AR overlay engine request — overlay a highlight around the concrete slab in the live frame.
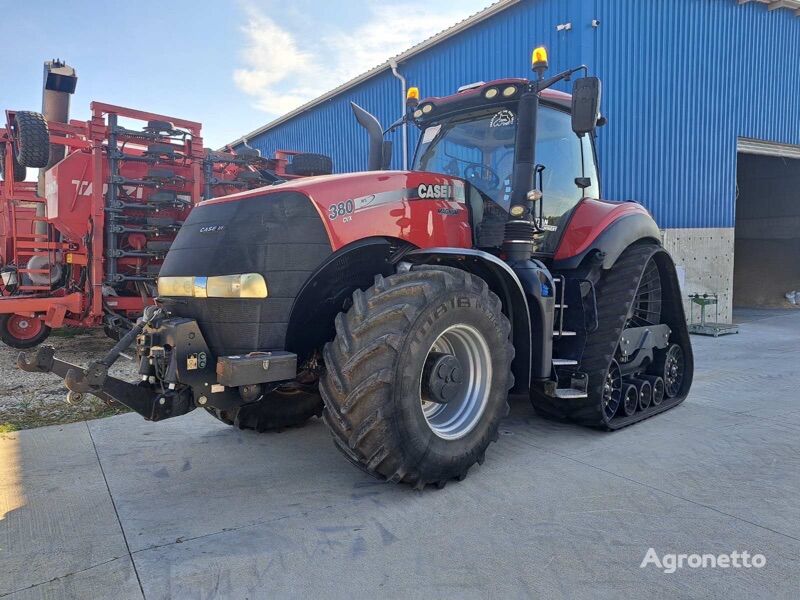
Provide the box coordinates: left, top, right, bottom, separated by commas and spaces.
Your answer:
130, 447, 797, 600
3, 311, 800, 598
3, 556, 142, 600
0, 422, 134, 597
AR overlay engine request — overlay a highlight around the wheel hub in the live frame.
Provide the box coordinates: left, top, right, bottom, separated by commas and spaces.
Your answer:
422, 352, 464, 404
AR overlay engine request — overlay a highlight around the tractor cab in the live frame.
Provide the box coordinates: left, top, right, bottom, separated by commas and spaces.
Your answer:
409, 79, 600, 252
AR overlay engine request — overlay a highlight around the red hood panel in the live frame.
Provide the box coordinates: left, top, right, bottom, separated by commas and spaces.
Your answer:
201, 171, 474, 251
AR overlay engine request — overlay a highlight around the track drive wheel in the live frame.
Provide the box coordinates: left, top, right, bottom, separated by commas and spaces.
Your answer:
321, 266, 514, 489
0, 314, 51, 349
204, 384, 323, 432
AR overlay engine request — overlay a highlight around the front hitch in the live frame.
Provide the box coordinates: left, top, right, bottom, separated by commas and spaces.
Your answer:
17, 305, 194, 421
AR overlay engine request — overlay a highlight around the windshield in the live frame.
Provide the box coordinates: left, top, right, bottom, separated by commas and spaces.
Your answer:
412, 105, 599, 249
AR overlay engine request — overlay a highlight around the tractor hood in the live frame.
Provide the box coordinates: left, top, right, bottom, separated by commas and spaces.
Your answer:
157, 170, 472, 356
198, 170, 473, 251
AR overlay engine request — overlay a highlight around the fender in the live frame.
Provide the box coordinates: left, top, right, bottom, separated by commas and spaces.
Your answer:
286, 237, 413, 361
404, 247, 538, 394
553, 201, 661, 270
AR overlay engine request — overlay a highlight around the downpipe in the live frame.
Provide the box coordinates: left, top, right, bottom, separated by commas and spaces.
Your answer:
388, 59, 408, 170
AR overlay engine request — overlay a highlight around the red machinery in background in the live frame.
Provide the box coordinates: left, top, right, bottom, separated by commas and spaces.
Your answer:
0, 61, 331, 348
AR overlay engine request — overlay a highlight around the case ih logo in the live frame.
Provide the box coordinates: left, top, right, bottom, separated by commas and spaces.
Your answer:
417, 183, 454, 199
199, 225, 225, 233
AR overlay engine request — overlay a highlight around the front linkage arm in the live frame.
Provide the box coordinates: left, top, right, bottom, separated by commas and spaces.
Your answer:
17, 305, 193, 421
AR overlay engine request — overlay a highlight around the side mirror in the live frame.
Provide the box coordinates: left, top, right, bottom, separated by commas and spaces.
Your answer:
571, 76, 602, 136
350, 102, 384, 171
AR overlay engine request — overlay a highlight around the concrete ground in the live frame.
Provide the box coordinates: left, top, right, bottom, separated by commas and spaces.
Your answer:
1, 311, 799, 600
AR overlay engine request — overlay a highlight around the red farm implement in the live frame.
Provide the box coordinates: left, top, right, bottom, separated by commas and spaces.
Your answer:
0, 61, 330, 348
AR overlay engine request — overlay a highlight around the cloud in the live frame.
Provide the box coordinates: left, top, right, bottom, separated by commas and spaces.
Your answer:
233, 2, 483, 117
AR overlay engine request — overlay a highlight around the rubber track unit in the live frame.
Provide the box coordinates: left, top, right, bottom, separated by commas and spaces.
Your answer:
320, 267, 513, 490
532, 243, 693, 430
14, 111, 50, 169
204, 389, 323, 432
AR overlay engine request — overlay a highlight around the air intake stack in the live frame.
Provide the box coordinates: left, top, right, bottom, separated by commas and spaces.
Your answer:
35, 60, 77, 234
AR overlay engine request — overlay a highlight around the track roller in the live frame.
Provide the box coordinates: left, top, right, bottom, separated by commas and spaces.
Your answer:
640, 375, 665, 406
626, 378, 652, 411
621, 384, 638, 417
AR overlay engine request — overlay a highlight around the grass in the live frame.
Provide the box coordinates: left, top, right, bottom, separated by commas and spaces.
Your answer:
0, 397, 131, 431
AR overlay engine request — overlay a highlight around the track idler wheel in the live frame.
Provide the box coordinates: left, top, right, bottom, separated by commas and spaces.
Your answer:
621, 384, 638, 417
654, 343, 686, 399
602, 360, 623, 420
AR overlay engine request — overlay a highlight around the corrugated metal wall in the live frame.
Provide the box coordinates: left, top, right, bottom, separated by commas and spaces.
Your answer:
242, 0, 800, 229
594, 0, 800, 228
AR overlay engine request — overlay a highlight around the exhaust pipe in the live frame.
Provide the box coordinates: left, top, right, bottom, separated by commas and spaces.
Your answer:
350, 102, 384, 171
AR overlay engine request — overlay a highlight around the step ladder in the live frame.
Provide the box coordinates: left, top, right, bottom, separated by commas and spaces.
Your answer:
549, 275, 587, 399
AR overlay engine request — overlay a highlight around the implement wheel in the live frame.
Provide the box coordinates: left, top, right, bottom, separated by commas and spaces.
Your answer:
0, 314, 51, 349
204, 384, 323, 432
0, 146, 26, 182
321, 266, 514, 489
14, 111, 50, 168
287, 153, 333, 176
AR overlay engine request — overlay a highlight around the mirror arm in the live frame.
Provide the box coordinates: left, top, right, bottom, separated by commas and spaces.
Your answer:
383, 115, 408, 135
533, 65, 589, 93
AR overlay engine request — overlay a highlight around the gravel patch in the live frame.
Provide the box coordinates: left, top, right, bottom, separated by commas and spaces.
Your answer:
0, 330, 138, 430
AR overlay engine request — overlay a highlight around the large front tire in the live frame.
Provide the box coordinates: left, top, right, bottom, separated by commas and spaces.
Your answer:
321, 266, 514, 489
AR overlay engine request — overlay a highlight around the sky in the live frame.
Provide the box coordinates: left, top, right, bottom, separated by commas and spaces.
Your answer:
2, 0, 491, 148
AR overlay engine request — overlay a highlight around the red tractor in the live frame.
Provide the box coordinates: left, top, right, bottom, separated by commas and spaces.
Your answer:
21, 49, 693, 489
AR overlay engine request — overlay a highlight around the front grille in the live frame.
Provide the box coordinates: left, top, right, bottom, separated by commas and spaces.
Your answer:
159, 191, 331, 355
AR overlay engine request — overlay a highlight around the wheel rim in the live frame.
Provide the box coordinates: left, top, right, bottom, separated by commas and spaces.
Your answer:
664, 345, 685, 397
6, 315, 43, 340
627, 258, 662, 328
419, 324, 492, 440
602, 360, 622, 420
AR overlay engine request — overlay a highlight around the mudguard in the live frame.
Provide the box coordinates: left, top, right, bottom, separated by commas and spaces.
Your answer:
552, 199, 661, 270
404, 247, 541, 394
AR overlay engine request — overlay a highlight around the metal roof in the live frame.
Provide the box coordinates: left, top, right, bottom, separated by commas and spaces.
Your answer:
226, 0, 520, 148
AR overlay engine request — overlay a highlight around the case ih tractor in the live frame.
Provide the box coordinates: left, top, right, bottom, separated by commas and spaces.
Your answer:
21, 49, 693, 489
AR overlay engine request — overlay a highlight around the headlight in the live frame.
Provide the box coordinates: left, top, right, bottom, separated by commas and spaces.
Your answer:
157, 276, 194, 297
502, 85, 517, 97
157, 274, 268, 299
484, 87, 499, 99
207, 274, 268, 298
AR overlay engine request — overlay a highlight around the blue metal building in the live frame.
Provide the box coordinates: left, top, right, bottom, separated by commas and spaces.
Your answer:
232, 0, 800, 318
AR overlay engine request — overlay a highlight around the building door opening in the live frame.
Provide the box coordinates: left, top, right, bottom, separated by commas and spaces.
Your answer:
733, 150, 800, 308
